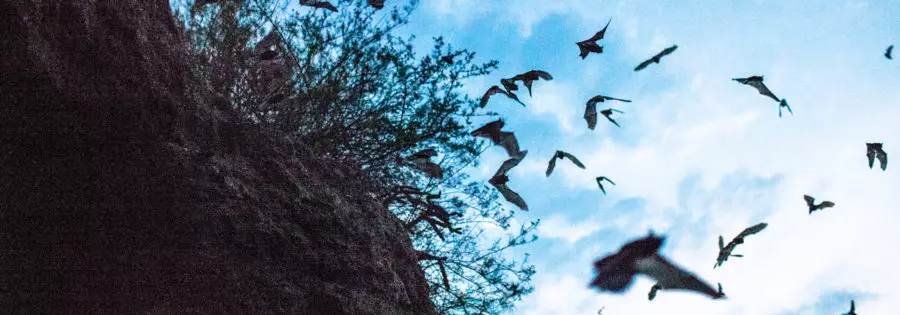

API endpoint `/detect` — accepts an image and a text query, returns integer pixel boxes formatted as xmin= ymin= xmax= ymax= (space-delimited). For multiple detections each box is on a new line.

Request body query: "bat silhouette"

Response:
xmin=595 ymin=176 xmax=615 ymax=195
xmin=490 ymin=152 xmax=529 ymax=211
xmin=887 ymin=45 xmax=894 ymax=60
xmin=600 ymin=108 xmax=624 ymax=128
xmin=732 ymin=76 xmax=792 ymax=117
xmin=634 ymin=45 xmax=678 ymax=71
xmin=590 ymin=233 xmax=725 ymax=300
xmin=299 ymin=0 xmax=338 ymax=12
xmin=471 ymin=119 xmax=524 ymax=158
xmin=480 ymin=85 xmax=526 ymax=107
xmin=577 ymin=18 xmax=612 ymax=59
xmin=504 ymin=70 xmax=553 ymax=97
xmin=367 ymin=0 xmax=385 ymax=9
xmin=714 ymin=222 xmax=768 ymax=268
xmin=803 ymin=195 xmax=835 ymax=214
xmin=546 ymin=150 xmax=586 ymax=177
xmin=406 ymin=149 xmax=443 ymax=179
xmin=866 ymin=142 xmax=888 ymax=171
xmin=844 ymin=300 xmax=857 ymax=315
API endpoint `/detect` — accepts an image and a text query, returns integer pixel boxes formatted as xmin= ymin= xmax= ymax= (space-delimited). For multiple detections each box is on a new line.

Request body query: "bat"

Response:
xmin=577 ymin=18 xmax=612 ymax=59
xmin=406 ymin=149 xmax=443 ymax=179
xmin=506 ymin=70 xmax=553 ymax=97
xmin=584 ymin=103 xmax=598 ymax=130
xmin=595 ymin=176 xmax=615 ymax=195
xmin=480 ymin=85 xmax=526 ymax=107
xmin=589 ymin=233 xmax=725 ymax=300
xmin=887 ymin=45 xmax=894 ymax=60
xmin=367 ymin=0 xmax=385 ymax=9
xmin=587 ymin=95 xmax=632 ymax=105
xmin=600 ymin=108 xmax=624 ymax=128
xmin=803 ymin=195 xmax=835 ymax=214
xmin=634 ymin=45 xmax=678 ymax=71
xmin=490 ymin=152 xmax=529 ymax=211
xmin=299 ymin=0 xmax=338 ymax=12
xmin=471 ymin=119 xmax=524 ymax=158
xmin=733 ymin=75 xmax=792 ymax=117
xmin=714 ymin=222 xmax=768 ymax=268
xmin=866 ymin=142 xmax=888 ymax=171
xmin=546 ymin=150 xmax=586 ymax=177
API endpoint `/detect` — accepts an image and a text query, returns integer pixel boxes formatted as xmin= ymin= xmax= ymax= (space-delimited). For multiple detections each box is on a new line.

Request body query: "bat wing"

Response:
xmin=606 ymin=116 xmax=621 ymax=128
xmin=748 ymin=81 xmax=781 ymax=102
xmin=877 ymin=150 xmax=888 ymax=170
xmin=820 ymin=201 xmax=835 ymax=209
xmin=850 ymin=300 xmax=855 ymax=312
xmin=634 ymin=58 xmax=654 ymax=71
xmin=607 ymin=96 xmax=632 ymax=103
xmin=648 ymin=284 xmax=660 ymax=301
xmin=498 ymin=131 xmax=521 ymax=157
xmin=505 ymin=91 xmax=527 ymax=107
xmin=589 ymin=252 xmax=637 ymax=292
xmin=496 ymin=152 xmax=527 ymax=177
xmin=584 ymin=103 xmax=598 ymax=130
xmin=738 ymin=222 xmax=768 ymax=238
xmin=471 ymin=120 xmax=503 ymax=144
xmin=563 ymin=152 xmax=586 ymax=169
xmin=589 ymin=18 xmax=613 ymax=42
xmin=887 ymin=45 xmax=894 ymax=59
xmin=528 ymin=70 xmax=553 ymax=80
xmin=546 ymin=155 xmax=558 ymax=177
xmin=480 ymin=86 xmax=502 ymax=107
xmin=718 ymin=235 xmax=724 ymax=251
xmin=411 ymin=148 xmax=438 ymax=159
xmin=424 ymin=162 xmax=443 ymax=179
xmin=867 ymin=148 xmax=877 ymax=168
xmin=500 ymin=78 xmax=518 ymax=92
xmin=803 ymin=195 xmax=815 ymax=208
xmin=497 ymin=184 xmax=528 ymax=211
xmin=657 ymin=45 xmax=678 ymax=58
xmin=637 ymin=255 xmax=723 ymax=299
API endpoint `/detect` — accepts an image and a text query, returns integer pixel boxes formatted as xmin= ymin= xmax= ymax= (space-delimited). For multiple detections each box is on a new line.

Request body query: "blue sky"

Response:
xmin=391 ymin=0 xmax=900 ymax=314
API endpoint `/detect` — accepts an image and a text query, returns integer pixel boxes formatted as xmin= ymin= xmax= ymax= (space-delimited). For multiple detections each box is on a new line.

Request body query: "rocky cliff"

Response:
xmin=0 ymin=1 xmax=435 ymax=313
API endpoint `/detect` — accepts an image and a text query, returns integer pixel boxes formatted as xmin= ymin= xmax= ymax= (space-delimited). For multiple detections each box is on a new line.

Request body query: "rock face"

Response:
xmin=0 ymin=1 xmax=436 ymax=314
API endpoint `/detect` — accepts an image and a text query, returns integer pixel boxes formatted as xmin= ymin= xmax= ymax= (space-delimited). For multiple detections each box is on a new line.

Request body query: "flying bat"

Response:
xmin=367 ymin=0 xmax=385 ymax=9
xmin=490 ymin=152 xmax=529 ymax=211
xmin=600 ymin=108 xmax=624 ymax=128
xmin=299 ymin=0 xmax=338 ymax=12
xmin=577 ymin=18 xmax=612 ymax=59
xmin=595 ymin=176 xmax=615 ymax=195
xmin=732 ymin=75 xmax=792 ymax=117
xmin=406 ymin=149 xmax=443 ymax=179
xmin=634 ymin=45 xmax=678 ymax=71
xmin=505 ymin=70 xmax=553 ymax=97
xmin=866 ymin=142 xmax=888 ymax=171
xmin=803 ymin=195 xmax=835 ymax=214
xmin=887 ymin=45 xmax=894 ymax=60
xmin=844 ymin=300 xmax=857 ymax=315
xmin=589 ymin=233 xmax=725 ymax=300
xmin=471 ymin=119 xmax=523 ymax=158
xmin=714 ymin=222 xmax=768 ymax=268
xmin=587 ymin=95 xmax=632 ymax=105
xmin=480 ymin=85 xmax=526 ymax=107
xmin=546 ymin=150 xmax=586 ymax=177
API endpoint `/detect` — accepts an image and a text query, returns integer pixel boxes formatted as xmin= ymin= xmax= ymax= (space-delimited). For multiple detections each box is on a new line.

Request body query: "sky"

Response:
xmin=390 ymin=0 xmax=900 ymax=314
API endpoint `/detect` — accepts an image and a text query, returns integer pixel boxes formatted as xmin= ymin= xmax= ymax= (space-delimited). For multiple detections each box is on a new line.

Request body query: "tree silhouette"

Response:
xmin=172 ymin=0 xmax=539 ymax=313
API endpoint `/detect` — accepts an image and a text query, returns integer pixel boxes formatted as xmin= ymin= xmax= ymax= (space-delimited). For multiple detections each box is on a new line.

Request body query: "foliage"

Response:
xmin=172 ymin=0 xmax=540 ymax=313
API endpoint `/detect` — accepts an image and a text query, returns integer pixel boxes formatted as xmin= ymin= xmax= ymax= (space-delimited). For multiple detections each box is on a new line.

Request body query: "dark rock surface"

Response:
xmin=0 ymin=1 xmax=435 ymax=314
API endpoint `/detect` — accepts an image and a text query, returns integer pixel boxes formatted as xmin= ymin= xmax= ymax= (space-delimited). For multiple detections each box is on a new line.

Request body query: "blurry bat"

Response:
xmin=577 ymin=18 xmax=612 ymax=59
xmin=507 ymin=70 xmax=553 ymax=97
xmin=803 ymin=194 xmax=835 ymax=214
xmin=480 ymin=85 xmax=526 ymax=107
xmin=490 ymin=152 xmax=529 ymax=211
xmin=634 ymin=45 xmax=678 ymax=71
xmin=546 ymin=150 xmax=586 ymax=177
xmin=866 ymin=142 xmax=888 ymax=171
xmin=300 ymin=0 xmax=338 ymax=12
xmin=733 ymin=75 xmax=792 ymax=117
xmin=471 ymin=119 xmax=524 ymax=158
xmin=600 ymin=108 xmax=624 ymax=128
xmin=589 ymin=233 xmax=725 ymax=300
xmin=887 ymin=45 xmax=894 ymax=60
xmin=595 ymin=176 xmax=615 ymax=195
xmin=714 ymin=222 xmax=768 ymax=268
xmin=367 ymin=0 xmax=385 ymax=9
xmin=406 ymin=149 xmax=443 ymax=179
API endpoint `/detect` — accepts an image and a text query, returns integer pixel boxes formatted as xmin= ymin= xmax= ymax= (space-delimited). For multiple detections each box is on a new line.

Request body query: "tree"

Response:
xmin=172 ymin=0 xmax=540 ymax=313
